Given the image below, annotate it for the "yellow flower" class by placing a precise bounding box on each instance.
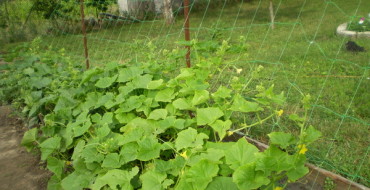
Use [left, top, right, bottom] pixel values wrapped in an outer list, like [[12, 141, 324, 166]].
[[227, 131, 234, 136], [236, 68, 243, 74], [298, 144, 308, 154], [277, 109, 284, 117], [274, 187, 284, 190], [65, 161, 72, 166], [180, 151, 188, 159]]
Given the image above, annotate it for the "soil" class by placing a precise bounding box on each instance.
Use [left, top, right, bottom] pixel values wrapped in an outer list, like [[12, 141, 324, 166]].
[[0, 106, 50, 190]]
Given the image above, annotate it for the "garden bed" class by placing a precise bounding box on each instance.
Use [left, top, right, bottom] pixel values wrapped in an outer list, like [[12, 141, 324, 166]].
[[337, 23, 370, 38], [225, 133, 369, 190]]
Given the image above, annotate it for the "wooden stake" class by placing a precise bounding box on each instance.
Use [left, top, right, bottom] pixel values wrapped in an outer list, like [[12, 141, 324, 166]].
[[183, 0, 191, 68], [269, 0, 275, 30], [80, 0, 90, 69]]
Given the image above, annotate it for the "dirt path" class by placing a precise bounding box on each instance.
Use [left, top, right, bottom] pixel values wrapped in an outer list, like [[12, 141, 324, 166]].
[[0, 106, 50, 190]]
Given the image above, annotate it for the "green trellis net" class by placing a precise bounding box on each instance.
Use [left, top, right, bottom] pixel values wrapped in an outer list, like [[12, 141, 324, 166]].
[[1, 0, 369, 188]]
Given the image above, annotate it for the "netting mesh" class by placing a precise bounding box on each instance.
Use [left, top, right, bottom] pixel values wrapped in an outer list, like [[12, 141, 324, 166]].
[[1, 0, 369, 187]]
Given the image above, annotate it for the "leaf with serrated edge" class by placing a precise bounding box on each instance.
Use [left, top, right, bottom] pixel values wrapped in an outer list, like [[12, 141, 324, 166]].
[[197, 107, 224, 125]]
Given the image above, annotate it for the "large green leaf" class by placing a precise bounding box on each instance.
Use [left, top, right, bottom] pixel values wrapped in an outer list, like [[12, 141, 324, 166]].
[[255, 145, 293, 174], [268, 132, 296, 149], [131, 74, 153, 89], [73, 120, 92, 137], [173, 98, 191, 110], [39, 136, 61, 160], [140, 170, 172, 190], [47, 157, 64, 179], [191, 90, 209, 106], [212, 86, 232, 99], [148, 109, 168, 120], [230, 94, 263, 113], [95, 92, 115, 108], [206, 177, 238, 190], [118, 95, 144, 112], [225, 138, 259, 170], [175, 127, 209, 150], [54, 95, 76, 112], [287, 165, 309, 182], [102, 153, 121, 169], [61, 172, 92, 190], [21, 128, 38, 152], [196, 107, 224, 125], [137, 136, 161, 161], [120, 142, 139, 164], [147, 79, 164, 89], [95, 74, 118, 88], [91, 167, 139, 190], [117, 67, 144, 83], [176, 160, 219, 190], [155, 88, 176, 102], [30, 77, 52, 89], [233, 163, 270, 190], [72, 140, 85, 160]]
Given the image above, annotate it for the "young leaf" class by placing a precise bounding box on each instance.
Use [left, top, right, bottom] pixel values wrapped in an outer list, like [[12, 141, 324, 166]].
[[230, 94, 263, 113], [197, 107, 224, 125], [302, 125, 322, 144], [268, 132, 296, 149], [209, 120, 232, 140]]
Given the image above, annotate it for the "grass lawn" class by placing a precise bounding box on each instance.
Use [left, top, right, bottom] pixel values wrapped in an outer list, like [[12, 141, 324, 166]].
[[2, 0, 369, 186]]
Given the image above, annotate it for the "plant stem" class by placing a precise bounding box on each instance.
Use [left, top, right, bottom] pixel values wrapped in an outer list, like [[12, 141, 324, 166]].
[[231, 113, 276, 133]]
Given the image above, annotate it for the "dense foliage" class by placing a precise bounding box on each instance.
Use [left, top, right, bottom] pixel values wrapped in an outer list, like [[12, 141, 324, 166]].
[[0, 39, 321, 190], [32, 0, 114, 19]]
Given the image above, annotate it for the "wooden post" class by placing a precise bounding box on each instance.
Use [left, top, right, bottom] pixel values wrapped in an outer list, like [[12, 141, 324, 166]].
[[183, 0, 191, 68], [80, 0, 90, 69], [269, 0, 275, 30]]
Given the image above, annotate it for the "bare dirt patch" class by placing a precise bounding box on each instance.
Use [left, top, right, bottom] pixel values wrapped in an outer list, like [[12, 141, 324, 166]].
[[0, 106, 50, 190]]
